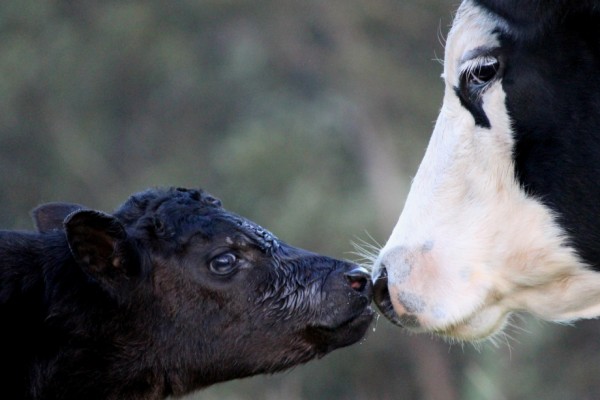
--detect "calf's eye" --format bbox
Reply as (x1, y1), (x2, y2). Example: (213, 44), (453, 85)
(209, 253), (238, 275)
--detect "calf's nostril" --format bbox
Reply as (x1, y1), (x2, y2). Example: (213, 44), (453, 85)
(344, 267), (370, 292)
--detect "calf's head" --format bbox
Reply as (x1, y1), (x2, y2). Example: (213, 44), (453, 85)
(35, 187), (372, 395)
(373, 0), (600, 341)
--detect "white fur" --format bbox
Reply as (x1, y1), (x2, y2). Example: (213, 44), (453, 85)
(373, 0), (600, 340)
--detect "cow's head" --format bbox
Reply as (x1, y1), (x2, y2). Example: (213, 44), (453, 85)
(33, 187), (373, 395)
(372, 0), (600, 341)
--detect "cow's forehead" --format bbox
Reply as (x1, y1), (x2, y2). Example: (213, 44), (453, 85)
(444, 1), (503, 84)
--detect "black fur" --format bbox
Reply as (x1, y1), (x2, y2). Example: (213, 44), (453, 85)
(0, 187), (373, 399)
(473, 1), (600, 269)
(474, 0), (600, 39)
(454, 86), (491, 128)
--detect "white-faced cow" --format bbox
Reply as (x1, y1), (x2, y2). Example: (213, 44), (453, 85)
(372, 0), (600, 341)
(0, 187), (373, 399)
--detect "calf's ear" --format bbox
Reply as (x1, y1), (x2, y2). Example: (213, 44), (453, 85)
(31, 202), (86, 233)
(64, 210), (139, 295)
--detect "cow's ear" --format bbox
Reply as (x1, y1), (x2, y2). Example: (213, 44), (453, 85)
(31, 202), (86, 233)
(65, 210), (138, 295)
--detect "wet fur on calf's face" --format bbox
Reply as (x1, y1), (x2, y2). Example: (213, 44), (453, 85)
(373, 0), (600, 341)
(1, 187), (373, 399)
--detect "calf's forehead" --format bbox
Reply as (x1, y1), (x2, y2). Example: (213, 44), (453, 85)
(115, 188), (223, 225)
(117, 188), (281, 252)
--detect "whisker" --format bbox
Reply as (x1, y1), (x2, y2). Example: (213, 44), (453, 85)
(436, 19), (447, 67)
(347, 231), (383, 272)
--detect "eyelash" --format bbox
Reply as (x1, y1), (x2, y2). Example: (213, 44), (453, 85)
(459, 55), (501, 96)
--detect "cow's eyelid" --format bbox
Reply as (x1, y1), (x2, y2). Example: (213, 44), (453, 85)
(459, 46), (500, 64)
(457, 52), (502, 101)
(459, 56), (499, 80)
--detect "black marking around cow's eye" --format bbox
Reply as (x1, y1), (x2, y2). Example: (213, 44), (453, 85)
(455, 52), (502, 129)
(455, 86), (491, 128)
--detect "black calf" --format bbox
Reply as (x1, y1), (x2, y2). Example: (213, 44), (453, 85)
(0, 187), (373, 399)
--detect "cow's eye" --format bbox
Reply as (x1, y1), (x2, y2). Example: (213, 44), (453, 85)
(209, 253), (238, 275)
(460, 56), (500, 94)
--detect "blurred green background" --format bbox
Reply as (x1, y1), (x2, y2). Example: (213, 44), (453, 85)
(2, 1), (600, 399)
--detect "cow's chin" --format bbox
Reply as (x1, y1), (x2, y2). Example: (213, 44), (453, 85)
(430, 307), (510, 342)
(374, 272), (509, 341)
(379, 298), (508, 341)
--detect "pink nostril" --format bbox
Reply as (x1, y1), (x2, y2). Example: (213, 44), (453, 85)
(349, 279), (364, 291)
(344, 267), (370, 292)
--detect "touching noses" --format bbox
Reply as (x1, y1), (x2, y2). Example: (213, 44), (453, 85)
(373, 266), (389, 308)
(372, 244), (434, 327)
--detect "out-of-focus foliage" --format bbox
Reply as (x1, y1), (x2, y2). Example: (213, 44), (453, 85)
(1, 1), (600, 399)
